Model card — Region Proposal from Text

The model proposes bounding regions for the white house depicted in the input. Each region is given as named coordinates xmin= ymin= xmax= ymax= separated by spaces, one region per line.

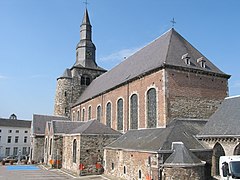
xmin=0 ymin=114 xmax=31 ymax=158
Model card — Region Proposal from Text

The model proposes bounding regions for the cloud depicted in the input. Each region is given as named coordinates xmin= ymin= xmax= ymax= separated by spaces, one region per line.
xmin=99 ymin=46 xmax=143 ymax=65
xmin=0 ymin=75 xmax=8 ymax=79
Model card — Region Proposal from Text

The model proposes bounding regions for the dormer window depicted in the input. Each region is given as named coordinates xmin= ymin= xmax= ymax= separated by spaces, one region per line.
xmin=181 ymin=53 xmax=191 ymax=65
xmin=197 ymin=57 xmax=206 ymax=68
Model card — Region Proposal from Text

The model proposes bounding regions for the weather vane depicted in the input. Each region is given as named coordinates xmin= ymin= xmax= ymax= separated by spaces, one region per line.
xmin=171 ymin=18 xmax=176 ymax=27
xmin=83 ymin=0 xmax=89 ymax=8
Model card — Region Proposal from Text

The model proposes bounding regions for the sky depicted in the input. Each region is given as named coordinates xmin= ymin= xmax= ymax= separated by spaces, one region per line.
xmin=0 ymin=0 xmax=239 ymax=120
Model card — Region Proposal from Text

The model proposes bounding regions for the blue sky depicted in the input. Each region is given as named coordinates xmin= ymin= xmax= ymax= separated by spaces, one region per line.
xmin=0 ymin=0 xmax=239 ymax=120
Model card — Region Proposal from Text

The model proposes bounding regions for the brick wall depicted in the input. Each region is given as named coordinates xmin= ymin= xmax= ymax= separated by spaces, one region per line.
xmin=72 ymin=70 xmax=166 ymax=131
xmin=167 ymin=69 xmax=228 ymax=120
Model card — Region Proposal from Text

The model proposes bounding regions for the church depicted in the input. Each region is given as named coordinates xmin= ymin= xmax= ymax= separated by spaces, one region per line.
xmin=32 ymin=8 xmax=240 ymax=180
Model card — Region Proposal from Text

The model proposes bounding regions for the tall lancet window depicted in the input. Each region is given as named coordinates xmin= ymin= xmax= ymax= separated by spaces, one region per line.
xmin=117 ymin=99 xmax=123 ymax=131
xmin=73 ymin=139 xmax=77 ymax=163
xmin=97 ymin=105 xmax=101 ymax=122
xmin=130 ymin=94 xmax=138 ymax=130
xmin=106 ymin=102 xmax=112 ymax=127
xmin=147 ymin=88 xmax=157 ymax=128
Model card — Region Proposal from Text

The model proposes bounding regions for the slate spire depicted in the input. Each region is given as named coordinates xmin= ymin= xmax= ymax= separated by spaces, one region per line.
xmin=75 ymin=8 xmax=97 ymax=68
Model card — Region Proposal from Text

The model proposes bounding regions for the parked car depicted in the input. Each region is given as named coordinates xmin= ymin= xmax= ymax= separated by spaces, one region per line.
xmin=2 ymin=156 xmax=18 ymax=163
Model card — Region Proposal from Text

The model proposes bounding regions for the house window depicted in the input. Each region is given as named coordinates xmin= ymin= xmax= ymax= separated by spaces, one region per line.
xmin=24 ymin=130 xmax=28 ymax=133
xmin=130 ymin=94 xmax=138 ymax=129
xmin=7 ymin=136 xmax=11 ymax=143
xmin=15 ymin=136 xmax=19 ymax=143
xmin=73 ymin=139 xmax=77 ymax=163
xmin=0 ymin=129 xmax=1 ymax=133
xmin=106 ymin=102 xmax=112 ymax=127
xmin=13 ymin=147 xmax=18 ymax=155
xmin=49 ymin=139 xmax=52 ymax=155
xmin=147 ymin=88 xmax=157 ymax=128
xmin=5 ymin=147 xmax=10 ymax=156
xmin=139 ymin=170 xmax=142 ymax=179
xmin=117 ymin=98 xmax=123 ymax=131
xmin=82 ymin=109 xmax=85 ymax=121
xmin=24 ymin=136 xmax=27 ymax=143
xmin=97 ymin=105 xmax=101 ymax=122
xmin=8 ymin=130 xmax=12 ymax=133
xmin=0 ymin=136 xmax=1 ymax=142
xmin=123 ymin=166 xmax=126 ymax=174
xmin=88 ymin=106 xmax=92 ymax=120
xmin=16 ymin=130 xmax=19 ymax=133
xmin=22 ymin=147 xmax=27 ymax=155
xmin=111 ymin=162 xmax=114 ymax=170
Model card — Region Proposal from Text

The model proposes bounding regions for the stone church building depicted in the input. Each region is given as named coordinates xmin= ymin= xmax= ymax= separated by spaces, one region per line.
xmin=43 ymin=7 xmax=240 ymax=180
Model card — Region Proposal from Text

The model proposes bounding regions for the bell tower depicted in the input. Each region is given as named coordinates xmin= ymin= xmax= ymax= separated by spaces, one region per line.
xmin=54 ymin=9 xmax=106 ymax=118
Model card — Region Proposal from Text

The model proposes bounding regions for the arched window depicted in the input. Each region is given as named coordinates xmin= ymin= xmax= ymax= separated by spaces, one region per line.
xmin=97 ymin=105 xmax=101 ymax=122
xmin=234 ymin=143 xmax=240 ymax=155
xmin=212 ymin=142 xmax=225 ymax=176
xmin=117 ymin=99 xmax=123 ymax=131
xmin=82 ymin=109 xmax=85 ymax=121
xmin=147 ymin=88 xmax=157 ymax=128
xmin=88 ymin=106 xmax=92 ymax=120
xmin=77 ymin=111 xmax=80 ymax=121
xmin=81 ymin=75 xmax=91 ymax=86
xmin=130 ymin=94 xmax=138 ymax=129
xmin=49 ymin=138 xmax=52 ymax=155
xmin=106 ymin=102 xmax=112 ymax=127
xmin=73 ymin=139 xmax=77 ymax=163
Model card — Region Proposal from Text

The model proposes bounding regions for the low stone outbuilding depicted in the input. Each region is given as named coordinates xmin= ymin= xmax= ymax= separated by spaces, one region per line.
xmin=44 ymin=120 xmax=84 ymax=168
xmin=163 ymin=142 xmax=205 ymax=180
xmin=104 ymin=119 xmax=211 ymax=180
xmin=30 ymin=114 xmax=69 ymax=163
xmin=62 ymin=120 xmax=122 ymax=176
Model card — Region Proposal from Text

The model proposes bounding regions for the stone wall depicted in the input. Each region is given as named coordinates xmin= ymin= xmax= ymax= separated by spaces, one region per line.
xmin=54 ymin=67 xmax=106 ymax=118
xmin=32 ymin=136 xmax=45 ymax=163
xmin=62 ymin=134 xmax=120 ymax=176
xmin=104 ymin=149 xmax=159 ymax=180
xmin=163 ymin=166 xmax=205 ymax=180
xmin=167 ymin=69 xmax=228 ymax=120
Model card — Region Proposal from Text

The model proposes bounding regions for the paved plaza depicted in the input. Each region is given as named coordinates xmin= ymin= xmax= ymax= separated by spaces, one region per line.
xmin=0 ymin=164 xmax=112 ymax=180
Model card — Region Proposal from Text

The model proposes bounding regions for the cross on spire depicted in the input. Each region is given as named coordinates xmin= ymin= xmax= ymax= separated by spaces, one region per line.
xmin=171 ymin=18 xmax=176 ymax=27
xmin=83 ymin=0 xmax=89 ymax=8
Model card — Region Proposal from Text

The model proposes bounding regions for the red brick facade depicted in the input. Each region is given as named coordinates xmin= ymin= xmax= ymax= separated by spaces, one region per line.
xmin=72 ymin=67 xmax=228 ymax=132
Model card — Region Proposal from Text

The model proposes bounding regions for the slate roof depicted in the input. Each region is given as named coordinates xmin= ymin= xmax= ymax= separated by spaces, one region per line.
xmin=0 ymin=118 xmax=31 ymax=128
xmin=106 ymin=119 xmax=207 ymax=152
xmin=52 ymin=120 xmax=85 ymax=134
xmin=197 ymin=95 xmax=240 ymax=137
xmin=164 ymin=142 xmax=204 ymax=167
xmin=74 ymin=28 xmax=229 ymax=105
xmin=68 ymin=119 xmax=122 ymax=135
xmin=32 ymin=114 xmax=69 ymax=135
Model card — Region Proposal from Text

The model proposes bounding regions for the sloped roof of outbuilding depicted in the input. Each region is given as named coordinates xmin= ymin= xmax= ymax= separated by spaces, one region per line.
xmin=164 ymin=142 xmax=205 ymax=167
xmin=32 ymin=114 xmax=69 ymax=135
xmin=74 ymin=28 xmax=230 ymax=106
xmin=52 ymin=120 xmax=84 ymax=134
xmin=197 ymin=96 xmax=240 ymax=137
xmin=68 ymin=119 xmax=122 ymax=135
xmin=106 ymin=119 xmax=207 ymax=152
